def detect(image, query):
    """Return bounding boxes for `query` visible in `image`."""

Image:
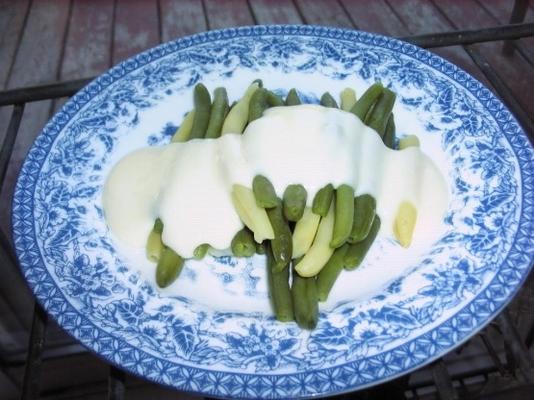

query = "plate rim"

[11,24,534,398]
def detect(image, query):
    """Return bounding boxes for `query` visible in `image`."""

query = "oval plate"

[13,26,534,398]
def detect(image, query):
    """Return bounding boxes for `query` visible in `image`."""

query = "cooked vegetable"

[285,88,301,105]
[267,243,294,322]
[344,216,381,269]
[156,246,185,288]
[231,184,275,242]
[349,194,376,243]
[317,243,349,301]
[330,184,355,248]
[266,90,284,107]
[312,183,334,217]
[193,243,209,260]
[171,110,195,143]
[188,83,212,139]
[350,82,383,121]
[248,88,269,122]
[283,184,307,222]
[146,218,164,262]
[383,113,396,149]
[340,88,357,111]
[291,266,319,330]
[320,92,338,108]
[292,207,321,259]
[365,87,396,137]
[266,200,293,272]
[393,201,417,248]
[252,175,278,208]
[398,134,420,149]
[295,202,335,277]
[231,228,256,257]
[256,241,266,255]
[204,87,229,139]
[221,82,260,134]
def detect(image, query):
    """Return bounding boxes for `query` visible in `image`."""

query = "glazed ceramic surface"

[13,26,534,398]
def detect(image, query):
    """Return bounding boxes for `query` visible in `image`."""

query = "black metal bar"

[463,45,534,142]
[503,0,530,55]
[0,77,92,106]
[431,360,458,400]
[479,332,509,377]
[1,104,25,185]
[497,311,534,383]
[526,321,534,349]
[403,22,534,49]
[108,366,125,400]
[21,303,48,400]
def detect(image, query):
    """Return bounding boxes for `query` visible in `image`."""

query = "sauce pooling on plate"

[103,105,448,258]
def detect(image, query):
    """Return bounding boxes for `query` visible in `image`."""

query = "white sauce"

[103,105,448,259]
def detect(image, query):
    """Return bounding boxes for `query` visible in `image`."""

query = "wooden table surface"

[0,0,533,398]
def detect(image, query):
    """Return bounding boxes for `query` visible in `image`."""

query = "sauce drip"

[103,105,448,257]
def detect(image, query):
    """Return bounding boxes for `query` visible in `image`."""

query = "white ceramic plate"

[13,26,534,398]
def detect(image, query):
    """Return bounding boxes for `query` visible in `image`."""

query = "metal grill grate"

[1,10,533,400]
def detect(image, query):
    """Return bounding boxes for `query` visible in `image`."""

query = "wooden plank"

[60,0,114,81]
[340,0,407,36]
[1,0,71,235]
[113,0,160,65]
[249,0,302,24]
[0,0,71,352]
[432,0,534,117]
[294,0,354,28]
[385,0,491,86]
[160,0,207,41]
[8,0,70,88]
[477,0,534,65]
[0,0,30,89]
[203,0,255,29]
[0,1,30,150]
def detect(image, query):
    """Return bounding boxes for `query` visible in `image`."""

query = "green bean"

[232,184,275,242]
[193,243,209,260]
[340,88,357,111]
[344,216,381,270]
[248,88,269,122]
[350,82,383,121]
[204,87,229,139]
[256,241,266,255]
[266,90,284,107]
[383,113,396,149]
[146,218,164,262]
[252,175,278,208]
[156,246,185,288]
[267,243,294,322]
[292,207,321,259]
[283,184,307,222]
[365,87,396,137]
[252,78,263,88]
[231,228,256,257]
[312,183,334,217]
[291,266,319,330]
[398,134,420,150]
[330,185,355,248]
[221,82,260,134]
[188,83,212,139]
[171,110,195,143]
[285,88,301,105]
[266,200,293,272]
[320,92,338,108]
[349,194,376,243]
[316,243,349,301]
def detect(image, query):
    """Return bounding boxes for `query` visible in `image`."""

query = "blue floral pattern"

[12,25,534,398]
